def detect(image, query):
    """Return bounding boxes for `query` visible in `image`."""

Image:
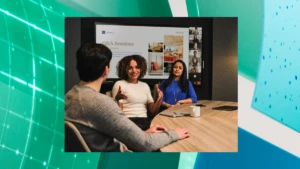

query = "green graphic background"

[0,0,263,169]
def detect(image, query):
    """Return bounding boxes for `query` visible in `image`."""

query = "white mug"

[190,106,200,117]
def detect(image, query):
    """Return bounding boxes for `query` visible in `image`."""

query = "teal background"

[188,0,263,82]
[0,0,299,169]
[252,0,300,132]
[0,0,100,168]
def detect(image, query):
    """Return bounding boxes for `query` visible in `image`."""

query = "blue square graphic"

[252,1,300,133]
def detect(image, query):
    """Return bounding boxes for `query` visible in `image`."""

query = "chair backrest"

[153,83,160,102]
[65,121,91,152]
[106,91,113,98]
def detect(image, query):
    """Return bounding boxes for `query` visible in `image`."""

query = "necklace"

[172,81,180,102]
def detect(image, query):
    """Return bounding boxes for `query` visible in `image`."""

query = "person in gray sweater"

[65,43,189,152]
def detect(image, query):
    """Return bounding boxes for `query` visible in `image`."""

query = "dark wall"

[212,18,238,102]
[65,18,81,93]
[65,17,213,100]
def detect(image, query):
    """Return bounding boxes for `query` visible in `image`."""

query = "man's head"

[76,43,112,82]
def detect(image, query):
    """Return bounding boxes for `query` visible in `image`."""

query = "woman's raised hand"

[115,85,128,101]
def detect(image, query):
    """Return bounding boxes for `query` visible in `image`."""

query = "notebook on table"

[212,105,238,111]
[160,112,190,118]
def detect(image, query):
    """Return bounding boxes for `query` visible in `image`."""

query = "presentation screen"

[95,24,202,81]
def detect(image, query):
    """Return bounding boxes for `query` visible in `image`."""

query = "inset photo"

[188,50,201,73]
[189,27,201,35]
[189,35,201,44]
[164,35,184,63]
[189,42,202,51]
[148,53,163,76]
[148,42,163,52]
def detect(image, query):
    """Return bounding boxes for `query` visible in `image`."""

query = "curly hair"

[116,55,147,80]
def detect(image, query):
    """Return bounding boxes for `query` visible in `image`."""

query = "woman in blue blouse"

[160,60,197,109]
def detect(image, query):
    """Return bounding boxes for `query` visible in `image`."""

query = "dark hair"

[116,55,147,80]
[162,60,189,92]
[76,43,112,82]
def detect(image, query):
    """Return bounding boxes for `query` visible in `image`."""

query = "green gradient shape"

[58,0,140,16]
[186,0,200,16]
[0,0,99,169]
[137,0,172,16]
[186,0,264,82]
[59,0,173,17]
[98,153,180,169]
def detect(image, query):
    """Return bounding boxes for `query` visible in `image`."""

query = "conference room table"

[151,100,238,152]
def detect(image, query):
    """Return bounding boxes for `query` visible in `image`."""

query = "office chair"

[148,83,161,122]
[65,121,91,152]
[105,91,113,97]
[153,83,160,102]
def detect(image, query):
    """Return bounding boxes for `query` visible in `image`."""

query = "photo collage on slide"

[148,35,184,76]
[188,27,202,85]
[148,41,164,76]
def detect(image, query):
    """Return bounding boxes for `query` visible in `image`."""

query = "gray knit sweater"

[65,85,179,152]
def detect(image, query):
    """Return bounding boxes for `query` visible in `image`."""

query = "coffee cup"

[190,106,200,117]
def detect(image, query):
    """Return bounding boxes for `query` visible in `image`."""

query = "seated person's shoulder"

[79,89,115,105]
[81,92,122,114]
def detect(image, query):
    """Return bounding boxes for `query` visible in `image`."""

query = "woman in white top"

[112,55,163,130]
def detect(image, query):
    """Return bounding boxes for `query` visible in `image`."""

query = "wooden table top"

[151,100,238,152]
